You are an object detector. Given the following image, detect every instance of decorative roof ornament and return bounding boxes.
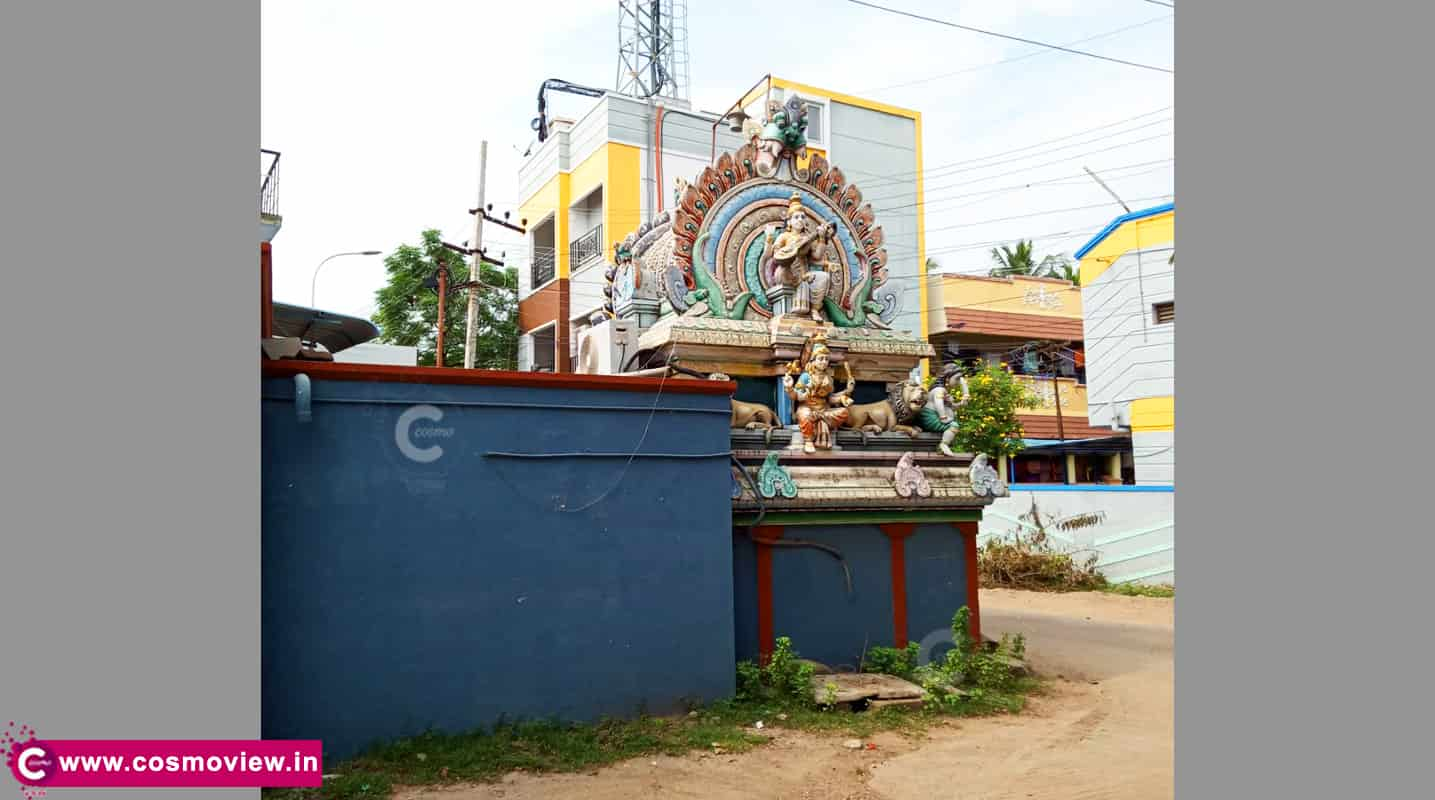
[893,451,933,499]
[620,95,900,329]
[969,453,1009,498]
[758,452,799,499]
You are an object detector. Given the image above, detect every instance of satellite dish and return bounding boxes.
[530,117,542,131]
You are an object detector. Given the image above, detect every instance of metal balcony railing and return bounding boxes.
[261,149,281,216]
[531,249,556,288]
[570,224,604,268]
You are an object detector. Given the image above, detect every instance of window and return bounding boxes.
[1153,301,1174,324]
[529,325,556,373]
[529,216,556,289]
[804,101,824,145]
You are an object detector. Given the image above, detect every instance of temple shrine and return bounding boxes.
[588,95,1008,667]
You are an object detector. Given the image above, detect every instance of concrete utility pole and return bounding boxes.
[464,140,488,369]
[436,260,449,368]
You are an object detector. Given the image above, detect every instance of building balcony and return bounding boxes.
[570,224,604,269]
[1014,375,1087,418]
[260,148,282,242]
[531,250,556,288]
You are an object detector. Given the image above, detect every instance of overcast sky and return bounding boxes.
[261,0,1173,319]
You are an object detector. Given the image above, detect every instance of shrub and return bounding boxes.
[978,497,1109,591]
[950,362,1041,460]
[862,642,921,680]
[734,636,816,707]
[916,608,1028,710]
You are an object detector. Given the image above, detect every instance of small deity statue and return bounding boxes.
[914,362,972,457]
[763,192,839,323]
[782,333,854,453]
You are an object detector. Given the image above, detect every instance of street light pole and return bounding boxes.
[310,250,382,307]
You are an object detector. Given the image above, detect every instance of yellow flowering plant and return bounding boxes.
[952,362,1040,459]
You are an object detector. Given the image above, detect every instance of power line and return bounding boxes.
[1141,1,1174,8]
[844,106,1173,190]
[876,154,1174,214]
[551,133,1172,239]
[919,194,1172,237]
[859,13,1174,94]
[866,130,1173,205]
[844,0,1174,74]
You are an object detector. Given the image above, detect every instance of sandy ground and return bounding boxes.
[394,589,1173,800]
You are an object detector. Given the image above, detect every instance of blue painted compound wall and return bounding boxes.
[261,375,735,759]
[732,523,971,670]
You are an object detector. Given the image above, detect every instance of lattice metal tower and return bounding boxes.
[615,0,689,100]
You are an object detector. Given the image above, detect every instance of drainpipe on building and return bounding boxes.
[644,97,655,224]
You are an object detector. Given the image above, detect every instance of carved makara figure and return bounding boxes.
[763,192,839,323]
[782,333,853,453]
[754,96,809,178]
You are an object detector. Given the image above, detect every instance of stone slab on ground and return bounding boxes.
[811,673,924,705]
[868,697,925,711]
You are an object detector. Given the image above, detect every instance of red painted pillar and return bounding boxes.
[879,523,916,647]
[954,521,982,647]
[556,278,572,373]
[260,242,273,339]
[752,525,783,665]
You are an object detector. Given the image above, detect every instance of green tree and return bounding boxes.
[989,240,1078,284]
[372,229,518,369]
[951,362,1040,460]
[1040,256,1080,286]
[989,240,1037,277]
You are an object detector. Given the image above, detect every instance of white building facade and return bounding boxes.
[1077,203,1174,485]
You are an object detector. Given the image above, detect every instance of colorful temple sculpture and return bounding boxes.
[593,96,1007,667]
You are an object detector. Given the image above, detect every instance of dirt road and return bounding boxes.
[396,589,1173,800]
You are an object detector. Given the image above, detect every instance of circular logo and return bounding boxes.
[11,741,57,786]
[914,626,957,668]
[394,404,452,464]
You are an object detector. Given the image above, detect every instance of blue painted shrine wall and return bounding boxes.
[732,523,973,669]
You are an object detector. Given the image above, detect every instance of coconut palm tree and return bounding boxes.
[1039,255,1080,286]
[989,240,1037,277]
[991,240,1080,285]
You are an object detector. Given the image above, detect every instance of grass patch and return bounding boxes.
[266,623,1040,800]
[1101,582,1174,598]
[264,682,1038,800]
